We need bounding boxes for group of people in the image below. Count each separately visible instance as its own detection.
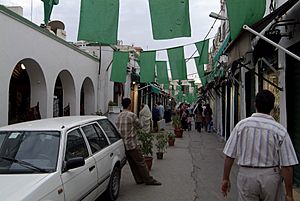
[177,102,213,133]
[114,89,299,201]
[194,103,213,133]
[151,102,172,132]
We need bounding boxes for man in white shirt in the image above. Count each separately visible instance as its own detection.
[221,90,298,201]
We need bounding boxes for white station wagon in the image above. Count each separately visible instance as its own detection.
[0,116,126,201]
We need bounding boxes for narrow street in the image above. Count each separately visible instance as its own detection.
[114,123,238,201]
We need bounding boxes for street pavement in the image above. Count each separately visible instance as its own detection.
[109,122,300,201]
[114,122,238,201]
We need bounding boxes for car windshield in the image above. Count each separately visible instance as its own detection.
[0,131,60,174]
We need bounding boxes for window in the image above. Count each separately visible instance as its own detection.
[81,124,109,153]
[65,129,89,160]
[97,119,121,144]
[0,131,60,174]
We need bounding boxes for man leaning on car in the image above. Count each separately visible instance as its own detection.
[116,98,161,185]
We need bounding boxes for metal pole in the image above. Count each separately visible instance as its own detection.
[31,0,33,21]
[243,25,300,62]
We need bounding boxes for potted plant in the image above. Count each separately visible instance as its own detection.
[172,114,183,138]
[167,131,176,146]
[137,130,154,170]
[155,133,168,159]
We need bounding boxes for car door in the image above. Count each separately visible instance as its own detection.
[81,123,111,194]
[61,128,98,201]
[97,119,125,164]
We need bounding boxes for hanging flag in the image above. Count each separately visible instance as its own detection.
[78,0,119,44]
[140,51,156,83]
[156,61,169,84]
[42,0,59,25]
[194,57,207,87]
[148,0,191,40]
[226,0,266,40]
[167,47,187,80]
[110,51,128,83]
[195,39,209,65]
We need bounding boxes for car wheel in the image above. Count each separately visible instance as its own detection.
[105,166,121,201]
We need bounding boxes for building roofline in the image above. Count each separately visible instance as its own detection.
[0,4,99,62]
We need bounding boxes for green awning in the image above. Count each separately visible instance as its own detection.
[150,84,160,94]
[213,33,231,62]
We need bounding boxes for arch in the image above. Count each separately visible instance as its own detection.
[53,70,76,116]
[8,58,47,124]
[80,77,95,115]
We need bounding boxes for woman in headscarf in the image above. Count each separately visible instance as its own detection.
[139,104,152,133]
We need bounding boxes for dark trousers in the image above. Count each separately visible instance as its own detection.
[195,122,202,132]
[126,148,154,184]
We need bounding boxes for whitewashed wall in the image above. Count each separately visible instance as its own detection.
[0,8,102,126]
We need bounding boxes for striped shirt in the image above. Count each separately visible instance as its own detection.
[115,110,142,150]
[223,113,298,167]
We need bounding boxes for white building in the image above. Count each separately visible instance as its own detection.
[0,5,119,126]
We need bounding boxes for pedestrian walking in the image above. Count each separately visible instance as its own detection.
[152,104,160,132]
[163,105,172,123]
[116,98,161,186]
[221,90,298,201]
[194,105,203,132]
[204,104,212,132]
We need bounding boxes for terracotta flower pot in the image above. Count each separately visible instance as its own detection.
[168,138,175,146]
[174,128,183,138]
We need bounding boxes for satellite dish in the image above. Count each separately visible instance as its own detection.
[48,20,65,32]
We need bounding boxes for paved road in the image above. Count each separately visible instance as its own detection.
[108,123,238,201]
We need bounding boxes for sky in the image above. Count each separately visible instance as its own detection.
[1,0,221,80]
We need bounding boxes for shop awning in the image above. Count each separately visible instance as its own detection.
[213,33,231,62]
[150,84,160,94]
[225,0,299,64]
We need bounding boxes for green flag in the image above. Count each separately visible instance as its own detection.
[194,57,205,77]
[156,61,169,84]
[140,51,156,83]
[42,0,59,25]
[167,47,187,80]
[226,0,266,40]
[194,57,207,87]
[78,0,119,44]
[110,51,128,83]
[195,39,209,65]
[148,0,191,40]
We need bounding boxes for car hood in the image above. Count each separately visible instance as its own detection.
[0,174,57,201]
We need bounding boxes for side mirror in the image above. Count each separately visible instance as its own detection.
[65,157,85,171]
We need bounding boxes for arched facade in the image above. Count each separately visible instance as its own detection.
[80,77,95,115]
[0,6,100,126]
[8,58,47,124]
